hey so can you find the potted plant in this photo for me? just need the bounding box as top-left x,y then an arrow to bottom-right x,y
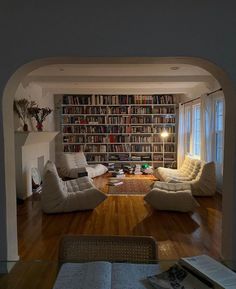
13,98 -> 33,131
28,105 -> 53,131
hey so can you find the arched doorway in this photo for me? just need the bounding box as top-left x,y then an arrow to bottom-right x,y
1,57 -> 236,268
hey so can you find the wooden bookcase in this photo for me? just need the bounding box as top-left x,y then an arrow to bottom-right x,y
60,94 -> 177,168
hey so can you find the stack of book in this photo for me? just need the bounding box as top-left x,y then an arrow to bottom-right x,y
111,169 -> 125,178
123,165 -> 133,174
147,255 -> 236,289
107,163 -> 115,171
133,164 -> 142,175
108,179 -> 123,186
131,155 -> 141,161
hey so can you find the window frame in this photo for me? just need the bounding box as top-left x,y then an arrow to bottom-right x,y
192,103 -> 201,157
213,96 -> 225,165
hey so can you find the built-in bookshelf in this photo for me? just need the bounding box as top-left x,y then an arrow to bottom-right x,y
60,94 -> 177,168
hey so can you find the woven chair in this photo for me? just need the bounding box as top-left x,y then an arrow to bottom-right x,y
59,235 -> 158,264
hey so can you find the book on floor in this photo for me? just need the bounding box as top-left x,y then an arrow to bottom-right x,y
53,262 -> 159,289
147,255 -> 236,289
147,264 -> 210,289
108,179 -> 123,186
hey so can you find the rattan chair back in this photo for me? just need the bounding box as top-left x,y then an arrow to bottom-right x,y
59,235 -> 157,264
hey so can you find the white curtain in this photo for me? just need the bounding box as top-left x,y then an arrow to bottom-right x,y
177,104 -> 185,168
200,94 -> 214,162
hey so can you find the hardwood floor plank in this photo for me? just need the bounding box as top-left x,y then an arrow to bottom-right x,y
1,175 -> 222,289
16,174 -> 222,262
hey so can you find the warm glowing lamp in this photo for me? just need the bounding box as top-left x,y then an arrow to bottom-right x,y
160,130 -> 169,138
160,129 -> 169,167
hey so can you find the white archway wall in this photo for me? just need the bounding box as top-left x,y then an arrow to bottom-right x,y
1,57 -> 236,268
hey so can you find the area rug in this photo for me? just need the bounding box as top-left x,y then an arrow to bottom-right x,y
108,178 -> 154,195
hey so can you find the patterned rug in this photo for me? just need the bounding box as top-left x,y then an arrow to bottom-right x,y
108,178 -> 154,195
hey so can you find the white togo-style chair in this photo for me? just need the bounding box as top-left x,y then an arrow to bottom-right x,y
41,161 -> 107,213
57,152 -> 108,179
154,155 -> 216,196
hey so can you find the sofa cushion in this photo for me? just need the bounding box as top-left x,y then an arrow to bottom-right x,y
153,181 -> 191,191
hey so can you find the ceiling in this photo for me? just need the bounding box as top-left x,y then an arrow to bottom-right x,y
24,63 -> 217,96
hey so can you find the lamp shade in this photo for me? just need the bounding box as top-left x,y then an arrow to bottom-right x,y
160,130 -> 169,138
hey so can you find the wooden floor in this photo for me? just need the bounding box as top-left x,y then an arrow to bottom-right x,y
0,173 -> 222,289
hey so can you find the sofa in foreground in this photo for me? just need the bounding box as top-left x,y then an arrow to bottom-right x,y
41,161 -> 107,213
57,152 -> 108,179
154,155 -> 216,196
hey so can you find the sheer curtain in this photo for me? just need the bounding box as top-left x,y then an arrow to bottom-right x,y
177,104 -> 185,168
200,94 -> 214,162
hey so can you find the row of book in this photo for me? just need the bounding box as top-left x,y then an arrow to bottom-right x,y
62,116 -> 175,125
86,155 -> 108,162
109,154 -> 129,161
131,155 -> 152,161
153,126 -> 175,133
62,105 -> 175,115
107,107 -> 130,114
130,135 -> 152,142
62,106 -> 101,114
153,116 -> 176,123
84,145 -> 107,152
108,144 -> 130,152
109,135 -> 130,143
62,126 -> 86,133
107,116 -> 131,124
131,116 -> 152,124
153,153 -> 175,161
63,138 -> 175,144
131,107 -> 152,114
63,136 -> 85,143
64,145 -> 85,152
62,126 -> 176,134
71,144 -> 155,153
130,144 -> 152,152
153,106 -> 175,114
62,94 -> 175,105
153,144 -> 175,152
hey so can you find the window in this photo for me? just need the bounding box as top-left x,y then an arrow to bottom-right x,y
184,106 -> 191,153
215,99 -> 224,163
192,104 -> 201,156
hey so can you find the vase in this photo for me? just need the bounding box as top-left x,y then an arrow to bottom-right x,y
36,122 -> 43,131
23,123 -> 28,132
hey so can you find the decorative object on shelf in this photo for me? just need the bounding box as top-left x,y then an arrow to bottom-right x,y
28,106 -> 52,131
13,98 -> 34,131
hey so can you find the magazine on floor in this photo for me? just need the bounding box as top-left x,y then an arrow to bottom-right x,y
147,255 -> 236,289
147,264 -> 210,289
